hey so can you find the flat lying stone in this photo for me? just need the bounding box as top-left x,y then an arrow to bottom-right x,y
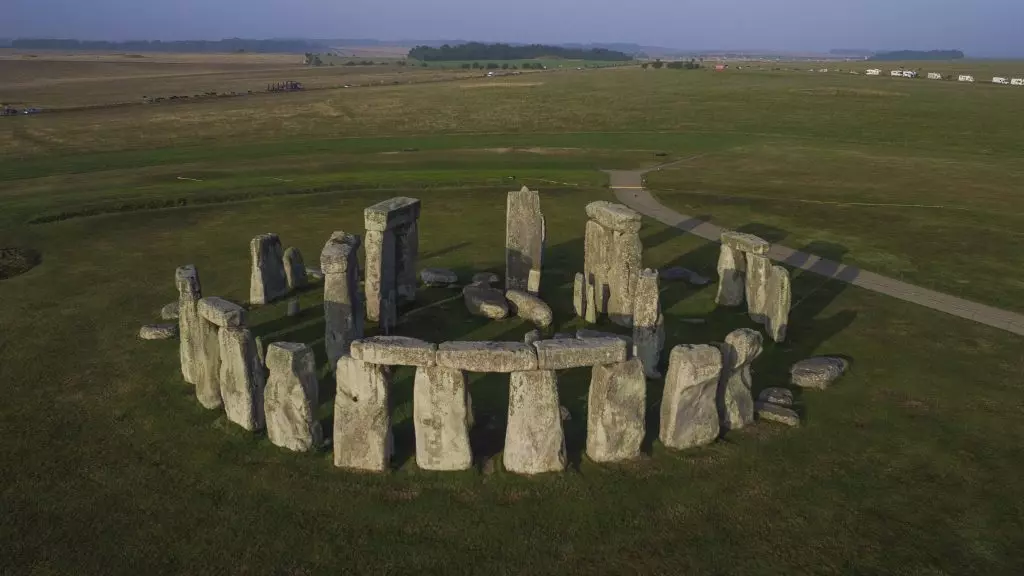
160,302 -> 179,320
660,266 -> 710,285
198,297 -> 246,328
721,231 -> 770,255
436,341 -> 537,372
505,289 -> 553,328
471,272 -> 500,285
306,267 -> 325,281
758,387 -> 794,407
364,197 -> 421,231
533,337 -> 628,370
791,357 -> 848,390
421,267 -> 458,286
585,201 -> 642,233
462,284 -> 509,320
140,323 -> 179,340
350,336 -> 437,367
755,402 -> 800,426
575,329 -> 632,346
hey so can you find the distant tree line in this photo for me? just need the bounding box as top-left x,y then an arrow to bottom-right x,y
10,38 -> 324,54
641,59 -> 703,70
408,42 -> 632,62
869,50 -> 964,61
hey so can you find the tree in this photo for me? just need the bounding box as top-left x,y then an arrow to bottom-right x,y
641,62 -> 649,70
501,63 -> 509,70
486,62 -> 499,69
652,59 -> 664,69
461,63 -> 471,69
472,62 -> 481,69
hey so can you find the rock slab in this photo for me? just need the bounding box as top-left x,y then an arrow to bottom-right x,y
717,329 -> 763,432
198,297 -> 246,328
321,232 -> 364,369
505,289 -> 553,328
504,370 -> 566,475
436,341 -> 538,373
218,327 -> 266,431
249,233 -> 288,305
351,336 -> 437,367
505,186 -> 545,294
462,284 -> 509,320
632,268 -> 664,378
533,337 -> 628,370
176,265 -> 202,385
587,358 -> 646,463
264,342 -> 322,452
767,265 -> 792,342
791,357 -> 848,390
414,366 -> 473,471
334,356 -> 393,471
660,345 -> 723,450
421,268 -> 458,286
283,247 -> 307,291
755,402 -> 800,426
140,324 -> 178,340
715,244 -> 746,307
721,231 -> 770,255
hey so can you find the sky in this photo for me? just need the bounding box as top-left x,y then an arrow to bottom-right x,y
5,0 -> 1024,57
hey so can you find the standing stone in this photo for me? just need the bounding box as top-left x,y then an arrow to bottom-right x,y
283,247 -> 307,292
334,356 -> 393,472
364,229 -> 395,323
745,254 -> 771,324
414,366 -> 473,471
286,299 -> 300,317
584,275 -> 598,324
717,329 -> 764,432
607,230 -> 643,328
264,343 -> 322,452
585,201 -> 643,234
193,315 -> 223,410
660,345 -> 723,450
505,186 -> 545,294
218,327 -> 266,431
632,268 -> 664,378
249,233 -> 288,305
573,272 -> 586,319
364,197 -> 421,322
321,232 -> 364,370
583,219 -> 612,315
586,358 -> 646,463
716,244 -> 746,307
176,265 -> 202,385
766,265 -> 792,342
504,370 -> 566,475
395,220 -> 419,303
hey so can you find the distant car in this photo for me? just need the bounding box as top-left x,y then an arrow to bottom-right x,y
23,107 -> 41,115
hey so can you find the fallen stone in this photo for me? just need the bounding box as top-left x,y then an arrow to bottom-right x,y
607,230 -> 643,328
745,254 -> 771,324
265,342 -> 322,452
758,387 -> 794,407
791,357 -> 848,390
533,337 -> 628,370
660,266 -> 711,286
306,267 -> 325,281
755,402 -> 800,426
218,327 -> 266,431
575,329 -> 632,346
414,366 -> 472,471
721,231 -> 770,255
632,268 -> 664,378
715,244 -> 746,307
421,267 -> 458,286
524,330 -> 541,345
462,284 -> 509,320
585,201 -> 642,233
139,323 -> 178,340
471,272 -> 500,285
160,302 -> 179,320
436,341 -> 538,373
176,265 -> 202,385
334,356 -> 393,471
505,186 -> 545,294
249,233 -> 288,305
717,329 -> 763,432
660,345 -> 723,450
766,265 -> 792,342
350,336 -> 437,367
286,299 -> 300,317
587,358 -> 646,462
681,318 -> 707,325
283,247 -> 307,291
504,369 -> 566,475
505,289 -> 553,328
573,272 -> 586,319
322,232 -> 364,369
198,297 -> 246,328
363,196 -> 421,232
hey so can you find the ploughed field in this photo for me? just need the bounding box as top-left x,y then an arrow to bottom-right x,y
1,56 -> 1023,574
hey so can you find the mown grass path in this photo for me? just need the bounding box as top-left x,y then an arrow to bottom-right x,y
607,168 -> 1024,337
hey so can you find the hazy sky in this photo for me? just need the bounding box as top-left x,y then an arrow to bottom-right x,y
6,0 -> 1024,56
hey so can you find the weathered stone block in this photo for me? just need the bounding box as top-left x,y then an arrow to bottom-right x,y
607,230 -> 643,327
584,220 -> 612,315
586,358 -> 646,463
175,264 -> 201,298
573,272 -> 586,319
265,342 -> 321,452
364,197 -> 421,232
717,329 -> 763,432
721,231 -> 770,255
283,247 -> 307,291
414,366 -> 472,471
585,201 -> 642,233
462,284 -> 509,320
334,356 -> 393,471
176,265 -> 202,385
533,337 -> 628,370
471,272 -> 500,285
584,274 -> 598,324
715,244 -> 746,307
575,329 -> 632,346
286,299 -> 300,317
660,345 -> 722,450
421,268 -> 458,286
198,297 -> 246,328
436,341 -> 537,373
632,268 -> 663,378
395,220 -> 419,304
745,254 -> 771,324
322,232 -> 364,369
364,229 -> 396,324
505,186 -> 546,294
766,265 -> 792,342
194,313 -> 223,410
160,302 -> 179,320
791,356 -> 848,390
218,327 -> 266,431
524,329 -> 541,345
505,289 -> 553,328
140,324 -> 178,340
758,387 -> 794,407
249,233 -> 287,305
504,370 -> 566,475
350,336 -> 437,367
755,402 -> 800,426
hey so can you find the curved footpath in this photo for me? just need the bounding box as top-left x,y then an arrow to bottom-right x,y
605,169 -> 1024,338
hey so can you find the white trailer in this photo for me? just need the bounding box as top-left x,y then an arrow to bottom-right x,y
890,70 -> 903,77
993,77 -> 1010,85
866,68 -> 882,76
1012,78 -> 1024,86
958,75 -> 975,83
902,70 -> 918,78
927,72 -> 943,80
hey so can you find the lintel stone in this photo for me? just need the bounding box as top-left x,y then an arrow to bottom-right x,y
198,297 -> 246,327
351,336 -> 437,367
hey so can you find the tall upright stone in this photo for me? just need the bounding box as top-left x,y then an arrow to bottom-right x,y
249,233 -> 287,305
505,186 -> 545,294
573,272 -> 586,319
583,201 -> 643,327
321,232 -> 364,370
745,253 -> 771,324
660,345 -> 723,450
633,268 -> 665,378
264,342 -> 322,452
504,369 -> 566,475
218,326 -> 266,431
283,247 -> 308,292
715,244 -> 746,307
334,356 -> 393,472
176,265 -> 202,385
608,229 -> 643,327
586,358 -> 646,463
766,265 -> 792,343
413,366 -> 473,471
364,197 -> 421,327
583,220 -> 612,315
717,329 -> 763,432
192,297 -> 246,410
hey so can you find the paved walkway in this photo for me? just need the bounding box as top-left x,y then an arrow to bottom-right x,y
605,169 -> 1024,337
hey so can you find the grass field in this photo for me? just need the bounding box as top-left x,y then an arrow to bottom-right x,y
2,56 -> 1024,573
